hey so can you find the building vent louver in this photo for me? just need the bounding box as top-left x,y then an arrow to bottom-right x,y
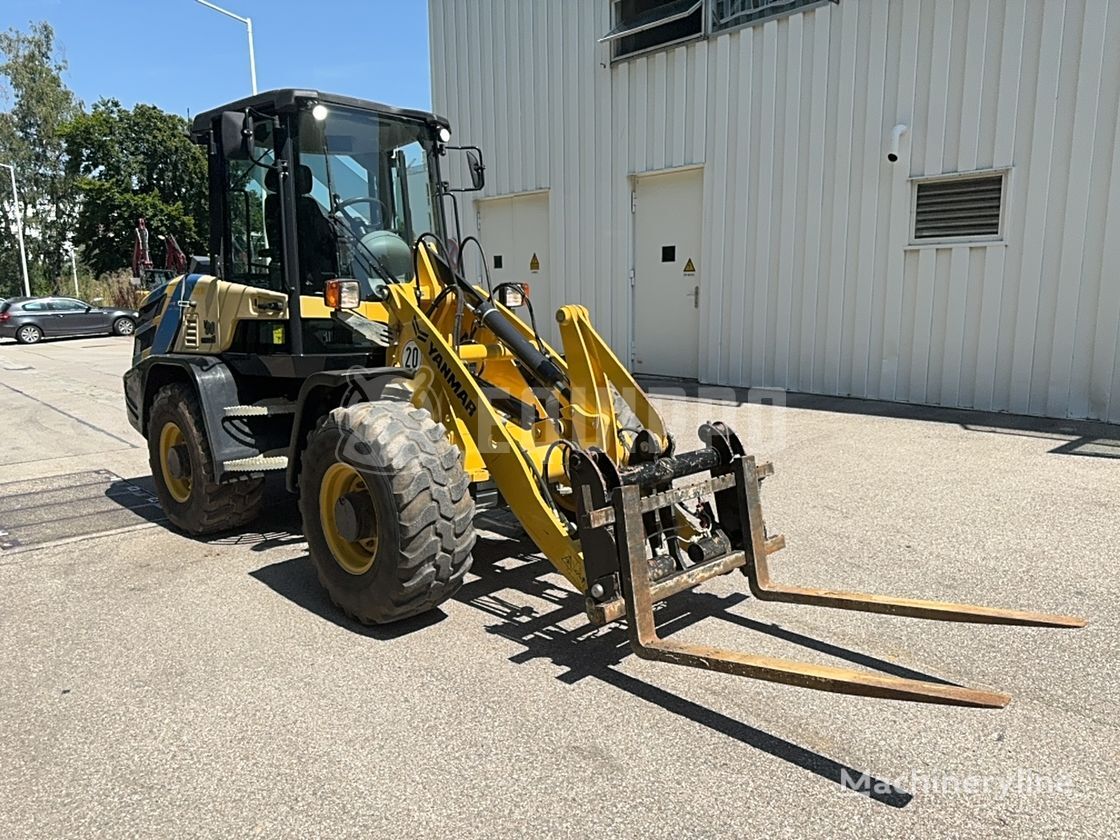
913,174 -> 1004,240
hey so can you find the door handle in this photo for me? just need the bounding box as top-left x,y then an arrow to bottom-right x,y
686,285 -> 699,308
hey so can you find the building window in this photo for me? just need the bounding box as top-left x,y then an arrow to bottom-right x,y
911,172 -> 1007,243
711,0 -> 835,32
602,0 -> 704,59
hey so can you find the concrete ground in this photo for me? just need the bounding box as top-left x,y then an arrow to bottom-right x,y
0,336 -> 1116,838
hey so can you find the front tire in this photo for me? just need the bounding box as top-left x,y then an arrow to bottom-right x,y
299,400 -> 475,624
112,317 -> 135,336
148,383 -> 264,535
16,324 -> 42,344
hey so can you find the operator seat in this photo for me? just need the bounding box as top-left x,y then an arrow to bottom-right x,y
264,165 -> 337,291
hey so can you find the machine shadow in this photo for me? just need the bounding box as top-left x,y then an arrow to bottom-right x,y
105,476 -> 431,637
249,554 -> 450,638
102,477 -> 171,525
204,483 -> 307,550
246,526 -> 917,804
107,475 -> 308,550
457,532 -> 915,807
121,467 -> 931,805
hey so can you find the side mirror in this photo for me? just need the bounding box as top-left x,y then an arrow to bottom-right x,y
443,145 -> 486,193
466,149 -> 485,191
220,110 -> 254,160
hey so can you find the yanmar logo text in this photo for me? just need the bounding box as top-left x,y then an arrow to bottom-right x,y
428,340 -> 477,417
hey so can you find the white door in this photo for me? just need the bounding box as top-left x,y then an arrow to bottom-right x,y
477,192 -> 554,344
633,169 -> 703,379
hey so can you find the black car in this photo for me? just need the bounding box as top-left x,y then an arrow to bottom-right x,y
0,296 -> 138,344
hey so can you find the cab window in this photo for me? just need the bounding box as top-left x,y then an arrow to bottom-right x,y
224,119 -> 277,290
293,105 -> 441,300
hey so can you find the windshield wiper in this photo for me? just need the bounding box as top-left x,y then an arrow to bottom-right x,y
325,213 -> 398,292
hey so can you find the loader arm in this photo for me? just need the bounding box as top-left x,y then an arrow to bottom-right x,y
383,279 -> 588,590
370,243 -> 1084,708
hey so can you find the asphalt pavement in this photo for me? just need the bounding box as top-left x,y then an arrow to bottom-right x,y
0,336 -> 1116,838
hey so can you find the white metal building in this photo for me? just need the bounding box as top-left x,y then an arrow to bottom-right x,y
429,0 -> 1120,422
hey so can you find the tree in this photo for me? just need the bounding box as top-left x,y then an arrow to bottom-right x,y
0,21 -> 82,296
64,99 -> 207,277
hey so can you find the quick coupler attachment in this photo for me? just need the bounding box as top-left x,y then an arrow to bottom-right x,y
571,423 -> 1085,707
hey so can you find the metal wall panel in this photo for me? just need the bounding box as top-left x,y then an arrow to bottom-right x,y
430,0 -> 1120,421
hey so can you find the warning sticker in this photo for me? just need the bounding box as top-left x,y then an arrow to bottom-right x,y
529,253 -> 541,273
683,258 -> 696,275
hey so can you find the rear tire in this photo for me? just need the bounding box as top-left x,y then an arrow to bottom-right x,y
16,324 -> 42,344
148,383 -> 264,535
112,317 -> 135,336
299,400 -> 475,624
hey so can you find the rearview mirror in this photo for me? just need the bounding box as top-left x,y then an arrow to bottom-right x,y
466,149 -> 485,191
220,110 -> 254,160
443,145 -> 486,193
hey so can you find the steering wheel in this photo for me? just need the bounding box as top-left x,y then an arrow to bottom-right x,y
334,196 -> 391,235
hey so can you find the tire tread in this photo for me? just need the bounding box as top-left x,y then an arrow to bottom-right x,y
300,399 -> 474,624
149,384 -> 264,534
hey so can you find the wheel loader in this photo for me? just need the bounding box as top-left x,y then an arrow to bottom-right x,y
124,89 -> 1083,708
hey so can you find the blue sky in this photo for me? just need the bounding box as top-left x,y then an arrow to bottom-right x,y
2,0 -> 432,117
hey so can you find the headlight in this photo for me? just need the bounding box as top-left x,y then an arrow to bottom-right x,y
497,283 -> 529,309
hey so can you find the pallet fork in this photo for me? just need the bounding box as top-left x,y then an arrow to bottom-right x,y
570,423 -> 1084,707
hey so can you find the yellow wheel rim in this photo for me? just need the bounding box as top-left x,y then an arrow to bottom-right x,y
158,421 -> 192,504
319,462 -> 378,575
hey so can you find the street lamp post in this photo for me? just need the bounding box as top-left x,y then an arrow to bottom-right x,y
0,162 -> 31,298
70,246 -> 80,296
195,0 -> 258,94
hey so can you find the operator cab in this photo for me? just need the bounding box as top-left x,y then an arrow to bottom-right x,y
190,89 -> 454,362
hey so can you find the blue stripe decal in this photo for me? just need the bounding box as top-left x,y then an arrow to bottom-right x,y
151,273 -> 202,355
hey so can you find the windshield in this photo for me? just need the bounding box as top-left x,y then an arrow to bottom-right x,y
295,104 -> 442,298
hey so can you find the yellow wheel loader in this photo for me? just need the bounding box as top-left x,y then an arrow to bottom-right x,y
124,89 -> 1082,708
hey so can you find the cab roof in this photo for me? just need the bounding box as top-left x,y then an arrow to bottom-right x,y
190,88 -> 449,139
